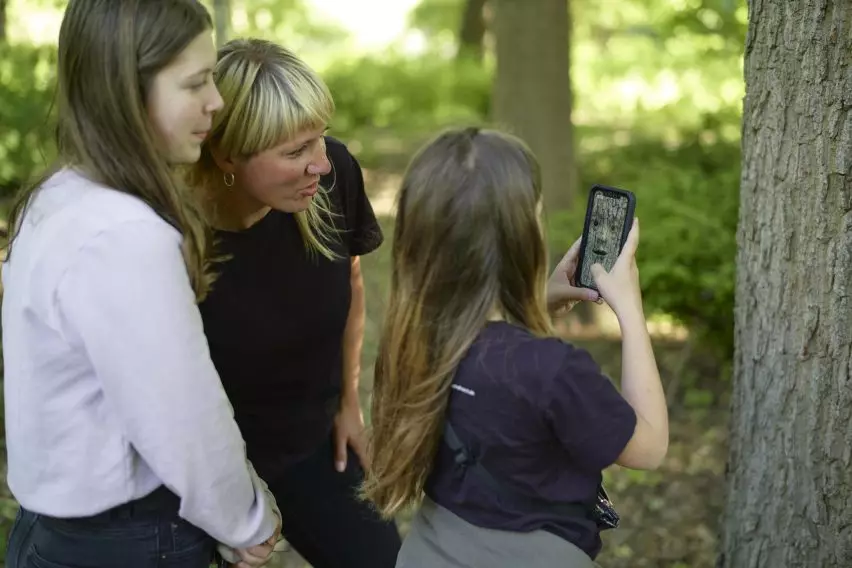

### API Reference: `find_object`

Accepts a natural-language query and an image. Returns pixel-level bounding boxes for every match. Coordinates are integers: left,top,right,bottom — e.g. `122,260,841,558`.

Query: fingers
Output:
235,544,273,568
334,433,347,473
566,236,582,257
620,218,640,260
555,237,583,270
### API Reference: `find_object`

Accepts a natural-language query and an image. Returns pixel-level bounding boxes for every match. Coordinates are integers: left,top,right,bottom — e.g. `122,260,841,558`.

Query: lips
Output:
299,181,319,197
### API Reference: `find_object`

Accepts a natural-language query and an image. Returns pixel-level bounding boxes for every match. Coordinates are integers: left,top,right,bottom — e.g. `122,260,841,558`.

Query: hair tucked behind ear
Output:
361,127,553,518
6,0,216,300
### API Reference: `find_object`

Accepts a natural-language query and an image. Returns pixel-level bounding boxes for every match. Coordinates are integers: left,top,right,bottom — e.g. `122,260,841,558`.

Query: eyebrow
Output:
186,67,213,80
287,127,328,150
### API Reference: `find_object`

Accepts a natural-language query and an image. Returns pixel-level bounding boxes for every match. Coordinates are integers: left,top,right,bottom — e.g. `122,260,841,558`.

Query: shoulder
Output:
35,169,180,243
4,169,184,328
11,169,181,281
471,323,578,383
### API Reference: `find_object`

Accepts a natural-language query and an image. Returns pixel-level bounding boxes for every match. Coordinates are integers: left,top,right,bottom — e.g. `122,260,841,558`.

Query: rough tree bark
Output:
721,1,852,567
492,0,577,213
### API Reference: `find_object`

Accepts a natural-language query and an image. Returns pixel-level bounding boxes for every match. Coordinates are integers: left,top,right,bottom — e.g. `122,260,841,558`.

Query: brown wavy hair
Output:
6,0,216,300
362,127,554,518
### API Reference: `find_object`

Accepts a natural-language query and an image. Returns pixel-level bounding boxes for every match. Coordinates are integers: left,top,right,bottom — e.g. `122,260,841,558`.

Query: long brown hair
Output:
5,0,216,300
188,38,339,260
362,127,554,518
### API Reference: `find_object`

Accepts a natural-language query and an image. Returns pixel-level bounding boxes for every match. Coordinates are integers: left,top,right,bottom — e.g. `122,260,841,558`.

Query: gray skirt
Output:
396,498,600,568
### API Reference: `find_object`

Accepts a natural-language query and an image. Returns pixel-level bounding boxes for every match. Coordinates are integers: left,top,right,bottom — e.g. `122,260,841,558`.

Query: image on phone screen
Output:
579,191,630,290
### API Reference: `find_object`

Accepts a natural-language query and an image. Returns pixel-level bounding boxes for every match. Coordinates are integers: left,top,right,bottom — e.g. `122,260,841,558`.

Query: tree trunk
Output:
213,0,230,50
0,0,7,43
721,1,852,567
492,0,577,214
457,0,487,62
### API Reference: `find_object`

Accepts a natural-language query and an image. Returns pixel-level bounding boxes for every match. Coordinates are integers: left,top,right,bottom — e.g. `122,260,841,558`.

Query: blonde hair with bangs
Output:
191,38,338,259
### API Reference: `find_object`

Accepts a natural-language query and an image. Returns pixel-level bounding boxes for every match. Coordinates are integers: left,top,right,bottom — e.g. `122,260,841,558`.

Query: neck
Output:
486,303,504,322
208,177,270,231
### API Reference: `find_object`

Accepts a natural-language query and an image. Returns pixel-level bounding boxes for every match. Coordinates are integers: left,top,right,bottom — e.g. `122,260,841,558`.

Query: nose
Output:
206,84,224,114
306,144,331,176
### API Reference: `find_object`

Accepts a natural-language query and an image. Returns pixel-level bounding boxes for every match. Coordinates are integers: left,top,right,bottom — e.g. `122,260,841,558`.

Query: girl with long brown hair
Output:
2,2,279,566
363,127,668,567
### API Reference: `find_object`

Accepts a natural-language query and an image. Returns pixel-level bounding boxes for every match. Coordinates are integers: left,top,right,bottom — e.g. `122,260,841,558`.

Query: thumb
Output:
334,431,348,473
590,263,606,283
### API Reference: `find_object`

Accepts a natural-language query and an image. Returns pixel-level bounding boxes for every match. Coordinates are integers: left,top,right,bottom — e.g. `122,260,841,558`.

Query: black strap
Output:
442,422,592,519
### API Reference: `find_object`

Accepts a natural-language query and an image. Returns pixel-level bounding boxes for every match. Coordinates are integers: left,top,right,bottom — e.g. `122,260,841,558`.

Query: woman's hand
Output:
223,518,281,568
546,237,600,315
333,395,369,472
228,541,275,568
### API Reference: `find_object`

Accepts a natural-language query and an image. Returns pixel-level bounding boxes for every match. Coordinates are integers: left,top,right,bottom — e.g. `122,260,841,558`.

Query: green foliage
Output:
322,54,492,136
0,43,57,194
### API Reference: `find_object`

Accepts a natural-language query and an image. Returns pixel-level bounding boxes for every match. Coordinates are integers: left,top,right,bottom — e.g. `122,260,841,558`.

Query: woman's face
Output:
232,126,332,214
146,31,223,165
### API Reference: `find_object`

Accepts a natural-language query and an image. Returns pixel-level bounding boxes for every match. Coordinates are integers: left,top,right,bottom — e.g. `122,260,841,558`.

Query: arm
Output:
57,220,279,548
591,219,669,470
612,305,669,470
342,256,365,401
333,256,370,472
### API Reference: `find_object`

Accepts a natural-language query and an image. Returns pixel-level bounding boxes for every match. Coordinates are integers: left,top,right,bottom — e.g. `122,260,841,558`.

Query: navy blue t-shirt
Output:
425,322,637,559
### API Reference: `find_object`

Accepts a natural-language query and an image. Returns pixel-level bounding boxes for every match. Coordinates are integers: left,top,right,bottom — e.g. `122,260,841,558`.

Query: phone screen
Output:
579,191,631,290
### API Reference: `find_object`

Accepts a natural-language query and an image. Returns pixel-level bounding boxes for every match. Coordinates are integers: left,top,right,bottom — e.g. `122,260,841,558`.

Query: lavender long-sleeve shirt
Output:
2,169,279,549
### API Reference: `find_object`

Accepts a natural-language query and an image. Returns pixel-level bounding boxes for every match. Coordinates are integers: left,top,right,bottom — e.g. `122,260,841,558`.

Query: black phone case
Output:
575,184,636,291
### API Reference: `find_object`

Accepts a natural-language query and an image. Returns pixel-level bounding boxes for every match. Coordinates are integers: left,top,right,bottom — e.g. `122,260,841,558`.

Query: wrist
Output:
615,303,646,330
341,388,360,407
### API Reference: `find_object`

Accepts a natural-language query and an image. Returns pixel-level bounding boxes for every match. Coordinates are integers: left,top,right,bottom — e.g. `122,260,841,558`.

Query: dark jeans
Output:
269,434,402,568
5,487,215,568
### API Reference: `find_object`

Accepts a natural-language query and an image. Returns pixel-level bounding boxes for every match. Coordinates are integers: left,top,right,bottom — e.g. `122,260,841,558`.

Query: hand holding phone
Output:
576,185,636,291
591,218,643,320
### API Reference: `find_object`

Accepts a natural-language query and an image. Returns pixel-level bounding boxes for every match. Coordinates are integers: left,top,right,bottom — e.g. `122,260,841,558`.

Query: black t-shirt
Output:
198,137,383,479
425,322,637,559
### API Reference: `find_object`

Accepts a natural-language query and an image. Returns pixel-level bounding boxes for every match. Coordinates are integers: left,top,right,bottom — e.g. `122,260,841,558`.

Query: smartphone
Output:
575,184,636,291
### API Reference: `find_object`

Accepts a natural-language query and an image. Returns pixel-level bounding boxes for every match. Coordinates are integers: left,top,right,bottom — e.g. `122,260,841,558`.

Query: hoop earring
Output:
223,172,235,187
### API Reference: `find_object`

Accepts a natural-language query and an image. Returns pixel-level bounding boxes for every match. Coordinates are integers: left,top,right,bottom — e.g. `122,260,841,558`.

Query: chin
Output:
167,145,202,166
275,197,313,214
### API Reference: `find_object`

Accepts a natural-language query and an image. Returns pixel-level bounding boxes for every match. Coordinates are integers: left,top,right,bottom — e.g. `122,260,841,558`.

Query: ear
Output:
209,145,237,174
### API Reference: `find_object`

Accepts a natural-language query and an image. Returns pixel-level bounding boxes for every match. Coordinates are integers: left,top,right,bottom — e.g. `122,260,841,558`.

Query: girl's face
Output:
146,31,223,165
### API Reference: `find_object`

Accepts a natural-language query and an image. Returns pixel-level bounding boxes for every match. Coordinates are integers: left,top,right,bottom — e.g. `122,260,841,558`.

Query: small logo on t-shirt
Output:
451,384,476,397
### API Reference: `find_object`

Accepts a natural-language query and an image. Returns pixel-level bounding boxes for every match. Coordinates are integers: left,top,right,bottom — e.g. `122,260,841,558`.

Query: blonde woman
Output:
2,2,280,567
362,128,669,567
188,39,401,567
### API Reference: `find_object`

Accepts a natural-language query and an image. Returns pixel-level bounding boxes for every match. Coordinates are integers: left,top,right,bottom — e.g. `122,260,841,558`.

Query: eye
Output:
287,146,307,158
188,78,208,92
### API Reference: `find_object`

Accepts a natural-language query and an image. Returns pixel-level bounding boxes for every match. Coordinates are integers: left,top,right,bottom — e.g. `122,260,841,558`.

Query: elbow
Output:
614,423,669,471
644,440,669,470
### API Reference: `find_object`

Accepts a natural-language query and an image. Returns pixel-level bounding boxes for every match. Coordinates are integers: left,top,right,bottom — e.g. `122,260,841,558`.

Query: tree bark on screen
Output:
492,0,577,213
721,1,852,566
